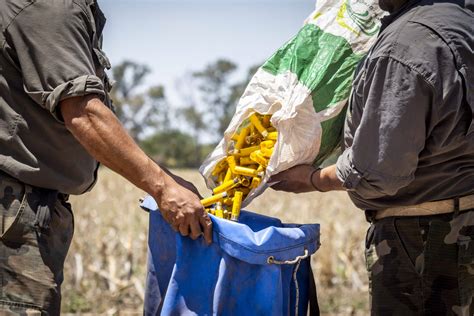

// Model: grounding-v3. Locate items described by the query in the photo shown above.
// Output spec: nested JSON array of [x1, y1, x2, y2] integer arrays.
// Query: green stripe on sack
[[262, 23, 365, 165], [262, 24, 364, 113], [313, 105, 348, 166]]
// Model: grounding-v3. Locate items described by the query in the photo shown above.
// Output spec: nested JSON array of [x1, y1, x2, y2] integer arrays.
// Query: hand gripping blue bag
[[141, 196, 321, 316]]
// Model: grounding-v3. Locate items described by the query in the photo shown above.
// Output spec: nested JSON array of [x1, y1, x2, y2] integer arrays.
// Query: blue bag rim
[[142, 195, 320, 265]]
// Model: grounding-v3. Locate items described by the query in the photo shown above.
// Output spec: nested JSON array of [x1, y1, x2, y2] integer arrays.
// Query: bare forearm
[[270, 164, 345, 193], [60, 95, 213, 243], [312, 165, 345, 192], [61, 95, 164, 198]]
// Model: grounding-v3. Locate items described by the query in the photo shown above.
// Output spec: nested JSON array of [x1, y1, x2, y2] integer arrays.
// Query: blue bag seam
[[217, 232, 319, 255]]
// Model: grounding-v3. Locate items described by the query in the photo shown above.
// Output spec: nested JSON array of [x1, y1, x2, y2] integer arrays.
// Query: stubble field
[[63, 168, 370, 315]]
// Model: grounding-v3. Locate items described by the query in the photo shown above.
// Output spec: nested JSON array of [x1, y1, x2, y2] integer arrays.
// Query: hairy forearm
[[270, 163, 345, 193], [61, 95, 165, 198], [312, 165, 345, 192]]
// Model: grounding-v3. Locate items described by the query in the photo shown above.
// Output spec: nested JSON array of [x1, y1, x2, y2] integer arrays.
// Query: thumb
[[269, 171, 285, 183]]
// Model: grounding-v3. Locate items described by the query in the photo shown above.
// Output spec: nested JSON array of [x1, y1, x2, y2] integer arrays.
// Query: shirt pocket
[[0, 181, 28, 241]]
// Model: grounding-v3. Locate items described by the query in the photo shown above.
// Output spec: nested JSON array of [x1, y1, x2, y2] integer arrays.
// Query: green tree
[[180, 106, 206, 165], [140, 130, 200, 168], [111, 60, 167, 141], [192, 60, 262, 143], [109, 59, 261, 168], [193, 59, 238, 140]]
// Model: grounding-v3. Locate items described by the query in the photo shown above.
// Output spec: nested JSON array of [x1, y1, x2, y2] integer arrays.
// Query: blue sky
[[100, 0, 314, 103]]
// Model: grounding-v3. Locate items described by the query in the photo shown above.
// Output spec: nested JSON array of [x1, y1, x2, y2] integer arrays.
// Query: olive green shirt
[[0, 0, 112, 194], [336, 0, 474, 210]]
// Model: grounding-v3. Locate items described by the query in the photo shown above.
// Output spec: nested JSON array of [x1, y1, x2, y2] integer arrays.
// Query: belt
[[0, 169, 69, 202], [366, 195, 474, 221]]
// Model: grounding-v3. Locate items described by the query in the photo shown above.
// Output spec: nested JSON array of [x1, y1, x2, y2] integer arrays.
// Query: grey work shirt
[[0, 0, 112, 194], [336, 0, 474, 210]]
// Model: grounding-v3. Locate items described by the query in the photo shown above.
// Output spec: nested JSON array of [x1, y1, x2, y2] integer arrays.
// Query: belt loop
[[34, 189, 58, 232], [365, 210, 376, 223], [453, 197, 460, 217]]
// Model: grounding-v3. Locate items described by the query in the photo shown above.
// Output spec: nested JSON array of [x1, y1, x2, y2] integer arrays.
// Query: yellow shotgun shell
[[261, 147, 274, 158], [250, 151, 268, 167], [231, 133, 239, 142], [249, 113, 269, 138], [218, 171, 226, 184], [239, 177, 251, 187], [211, 159, 228, 176], [233, 166, 259, 177], [226, 156, 237, 172], [213, 178, 239, 194], [266, 131, 278, 141], [235, 127, 250, 150], [215, 208, 224, 218], [247, 164, 259, 170], [224, 168, 233, 183], [231, 187, 250, 196], [246, 135, 262, 146], [260, 140, 275, 149], [237, 146, 260, 157], [239, 156, 254, 165], [256, 165, 265, 178], [250, 177, 261, 189], [201, 192, 227, 207], [231, 191, 243, 221]]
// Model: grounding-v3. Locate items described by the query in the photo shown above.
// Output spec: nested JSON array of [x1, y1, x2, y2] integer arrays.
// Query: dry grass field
[[63, 168, 370, 315]]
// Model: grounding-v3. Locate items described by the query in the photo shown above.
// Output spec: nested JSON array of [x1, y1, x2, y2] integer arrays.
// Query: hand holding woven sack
[[200, 0, 386, 206]]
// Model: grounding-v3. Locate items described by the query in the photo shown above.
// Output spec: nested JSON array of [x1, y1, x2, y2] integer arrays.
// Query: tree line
[[110, 59, 259, 168]]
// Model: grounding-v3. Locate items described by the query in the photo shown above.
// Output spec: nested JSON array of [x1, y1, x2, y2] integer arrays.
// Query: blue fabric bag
[[141, 196, 320, 316]]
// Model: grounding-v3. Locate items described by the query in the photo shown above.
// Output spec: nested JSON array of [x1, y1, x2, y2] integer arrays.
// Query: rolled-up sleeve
[[336, 56, 435, 200], [6, 1, 105, 121]]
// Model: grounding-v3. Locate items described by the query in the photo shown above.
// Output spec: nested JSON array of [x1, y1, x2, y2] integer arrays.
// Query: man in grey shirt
[[272, 0, 474, 314], [0, 0, 212, 314]]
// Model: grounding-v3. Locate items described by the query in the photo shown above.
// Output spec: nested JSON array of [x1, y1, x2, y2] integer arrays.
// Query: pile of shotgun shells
[[200, 113, 277, 222]]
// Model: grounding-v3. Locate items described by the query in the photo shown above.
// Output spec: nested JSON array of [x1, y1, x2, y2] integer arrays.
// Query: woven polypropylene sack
[[200, 0, 386, 206]]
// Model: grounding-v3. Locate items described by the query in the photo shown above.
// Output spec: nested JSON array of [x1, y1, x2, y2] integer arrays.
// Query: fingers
[[189, 220, 202, 240], [178, 223, 189, 236], [269, 173, 283, 183], [161, 211, 178, 232], [270, 181, 287, 191], [200, 213, 213, 245]]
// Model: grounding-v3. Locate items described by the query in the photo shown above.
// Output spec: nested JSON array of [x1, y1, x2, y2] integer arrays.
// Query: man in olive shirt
[[272, 0, 474, 314], [0, 0, 212, 314]]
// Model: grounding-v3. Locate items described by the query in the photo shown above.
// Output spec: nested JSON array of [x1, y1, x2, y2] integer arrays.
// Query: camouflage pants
[[365, 210, 474, 315], [0, 175, 74, 315]]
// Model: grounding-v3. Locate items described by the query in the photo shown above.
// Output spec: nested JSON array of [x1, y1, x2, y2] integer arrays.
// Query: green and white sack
[[201, 0, 386, 205]]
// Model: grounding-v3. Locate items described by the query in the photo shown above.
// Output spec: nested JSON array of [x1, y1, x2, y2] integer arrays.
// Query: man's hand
[[270, 165, 319, 193], [60, 95, 213, 244], [270, 164, 345, 193], [155, 174, 212, 244]]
